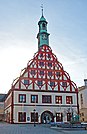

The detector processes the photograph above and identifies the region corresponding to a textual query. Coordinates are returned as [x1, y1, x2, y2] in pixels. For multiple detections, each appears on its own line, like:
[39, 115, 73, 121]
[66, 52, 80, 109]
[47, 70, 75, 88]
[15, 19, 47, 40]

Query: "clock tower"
[37, 7, 50, 49]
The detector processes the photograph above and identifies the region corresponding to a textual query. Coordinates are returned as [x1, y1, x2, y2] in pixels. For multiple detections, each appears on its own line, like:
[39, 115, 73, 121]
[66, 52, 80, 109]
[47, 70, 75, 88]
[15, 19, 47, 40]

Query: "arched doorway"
[41, 111, 54, 123]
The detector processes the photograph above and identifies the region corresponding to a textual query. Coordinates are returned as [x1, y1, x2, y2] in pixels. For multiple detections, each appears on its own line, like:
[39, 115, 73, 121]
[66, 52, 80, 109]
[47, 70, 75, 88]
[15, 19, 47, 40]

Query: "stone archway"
[41, 111, 54, 123]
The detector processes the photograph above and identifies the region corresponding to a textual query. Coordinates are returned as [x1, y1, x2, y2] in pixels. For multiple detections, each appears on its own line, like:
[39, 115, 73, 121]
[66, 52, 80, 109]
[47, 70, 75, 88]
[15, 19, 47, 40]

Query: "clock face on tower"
[42, 34, 47, 40]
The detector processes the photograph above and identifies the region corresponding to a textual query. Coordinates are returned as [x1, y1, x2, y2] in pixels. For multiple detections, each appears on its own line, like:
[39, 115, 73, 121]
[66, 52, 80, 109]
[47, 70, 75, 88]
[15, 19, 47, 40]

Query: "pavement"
[0, 123, 87, 134]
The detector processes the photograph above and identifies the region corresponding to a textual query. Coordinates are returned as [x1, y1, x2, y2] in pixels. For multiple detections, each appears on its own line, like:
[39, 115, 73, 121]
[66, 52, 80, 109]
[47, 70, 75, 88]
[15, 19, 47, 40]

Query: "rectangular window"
[19, 94, 26, 103]
[50, 81, 55, 87]
[62, 82, 67, 87]
[48, 54, 51, 59]
[24, 80, 29, 85]
[42, 95, 51, 103]
[38, 80, 43, 86]
[66, 96, 73, 104]
[56, 113, 63, 122]
[56, 72, 60, 77]
[31, 112, 38, 122]
[40, 70, 44, 75]
[48, 71, 52, 77]
[40, 53, 43, 58]
[80, 94, 83, 105]
[18, 112, 26, 122]
[55, 96, 62, 104]
[31, 70, 35, 75]
[31, 95, 38, 103]
[48, 62, 52, 67]
[39, 62, 44, 67]
[67, 113, 71, 121]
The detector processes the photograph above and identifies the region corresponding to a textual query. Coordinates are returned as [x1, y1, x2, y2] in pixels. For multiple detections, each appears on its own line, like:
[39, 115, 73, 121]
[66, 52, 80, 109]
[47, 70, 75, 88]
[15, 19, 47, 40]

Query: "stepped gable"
[12, 45, 77, 92]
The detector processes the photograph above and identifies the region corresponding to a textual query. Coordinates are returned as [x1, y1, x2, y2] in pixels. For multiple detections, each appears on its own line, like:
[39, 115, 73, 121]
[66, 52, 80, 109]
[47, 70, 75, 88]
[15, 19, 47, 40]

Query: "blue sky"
[0, 0, 87, 93]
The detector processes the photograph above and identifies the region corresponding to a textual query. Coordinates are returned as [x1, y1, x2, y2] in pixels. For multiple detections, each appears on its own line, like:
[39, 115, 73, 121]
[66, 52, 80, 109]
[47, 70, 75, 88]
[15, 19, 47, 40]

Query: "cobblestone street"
[0, 123, 87, 134]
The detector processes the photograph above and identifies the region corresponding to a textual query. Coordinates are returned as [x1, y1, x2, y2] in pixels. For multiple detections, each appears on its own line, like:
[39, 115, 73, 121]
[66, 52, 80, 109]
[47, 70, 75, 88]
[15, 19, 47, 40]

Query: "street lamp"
[33, 109, 36, 127]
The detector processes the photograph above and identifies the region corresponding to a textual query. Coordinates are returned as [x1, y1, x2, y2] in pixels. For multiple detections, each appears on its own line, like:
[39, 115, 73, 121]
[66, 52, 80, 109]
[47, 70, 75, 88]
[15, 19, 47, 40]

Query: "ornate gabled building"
[4, 10, 79, 124]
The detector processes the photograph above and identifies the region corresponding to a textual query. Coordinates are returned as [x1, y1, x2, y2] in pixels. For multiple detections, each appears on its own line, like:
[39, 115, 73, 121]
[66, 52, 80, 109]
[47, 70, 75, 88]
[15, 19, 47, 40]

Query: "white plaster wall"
[13, 90, 78, 123]
[14, 91, 77, 105]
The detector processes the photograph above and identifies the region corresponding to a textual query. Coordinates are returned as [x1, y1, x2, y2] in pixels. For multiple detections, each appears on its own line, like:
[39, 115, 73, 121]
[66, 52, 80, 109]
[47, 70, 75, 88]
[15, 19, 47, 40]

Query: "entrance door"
[41, 111, 53, 123]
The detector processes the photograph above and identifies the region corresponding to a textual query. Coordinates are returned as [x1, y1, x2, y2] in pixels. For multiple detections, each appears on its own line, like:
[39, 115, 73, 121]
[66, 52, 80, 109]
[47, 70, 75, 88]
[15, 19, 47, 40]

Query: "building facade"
[4, 11, 79, 124]
[0, 94, 6, 121]
[78, 79, 87, 122]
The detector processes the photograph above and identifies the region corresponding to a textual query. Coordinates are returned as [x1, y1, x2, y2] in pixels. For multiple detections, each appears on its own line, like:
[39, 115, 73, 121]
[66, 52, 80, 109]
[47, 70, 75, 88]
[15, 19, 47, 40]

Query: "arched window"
[42, 23, 46, 30]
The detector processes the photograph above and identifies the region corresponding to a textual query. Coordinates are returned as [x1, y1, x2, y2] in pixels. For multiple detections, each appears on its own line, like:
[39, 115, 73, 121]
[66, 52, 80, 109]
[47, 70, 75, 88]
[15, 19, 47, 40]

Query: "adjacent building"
[4, 11, 79, 124]
[78, 79, 87, 122]
[0, 94, 6, 121]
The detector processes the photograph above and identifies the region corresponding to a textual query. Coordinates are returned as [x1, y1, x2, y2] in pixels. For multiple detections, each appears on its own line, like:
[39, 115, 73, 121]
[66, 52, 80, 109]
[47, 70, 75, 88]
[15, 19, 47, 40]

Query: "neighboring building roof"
[78, 79, 87, 91]
[0, 94, 7, 102]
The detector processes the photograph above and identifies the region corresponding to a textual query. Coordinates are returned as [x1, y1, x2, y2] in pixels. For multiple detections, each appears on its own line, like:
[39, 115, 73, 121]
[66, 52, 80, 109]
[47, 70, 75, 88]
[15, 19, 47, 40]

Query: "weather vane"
[41, 4, 43, 16]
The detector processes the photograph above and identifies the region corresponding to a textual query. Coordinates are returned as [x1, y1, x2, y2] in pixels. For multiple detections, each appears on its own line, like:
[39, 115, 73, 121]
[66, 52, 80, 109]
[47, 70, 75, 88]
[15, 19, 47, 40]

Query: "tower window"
[42, 23, 46, 30]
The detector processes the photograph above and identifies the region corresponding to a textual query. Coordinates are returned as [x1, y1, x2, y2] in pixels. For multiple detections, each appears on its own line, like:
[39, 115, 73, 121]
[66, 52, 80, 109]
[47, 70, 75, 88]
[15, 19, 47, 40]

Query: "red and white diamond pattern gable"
[12, 45, 77, 92]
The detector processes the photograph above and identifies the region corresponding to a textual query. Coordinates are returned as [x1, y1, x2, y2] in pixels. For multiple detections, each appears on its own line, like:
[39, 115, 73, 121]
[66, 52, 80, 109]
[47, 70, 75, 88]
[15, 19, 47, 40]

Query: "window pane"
[56, 113, 63, 122]
[18, 112, 26, 122]
[62, 82, 67, 87]
[40, 70, 44, 75]
[48, 71, 52, 77]
[48, 62, 52, 67]
[48, 54, 51, 59]
[38, 80, 43, 86]
[56, 96, 62, 104]
[19, 94, 26, 103]
[40, 53, 43, 58]
[67, 113, 71, 121]
[31, 95, 38, 103]
[50, 81, 55, 87]
[39, 62, 44, 67]
[42, 95, 51, 103]
[31, 70, 35, 75]
[24, 80, 29, 85]
[66, 96, 72, 104]
[56, 72, 60, 77]
[31, 112, 38, 122]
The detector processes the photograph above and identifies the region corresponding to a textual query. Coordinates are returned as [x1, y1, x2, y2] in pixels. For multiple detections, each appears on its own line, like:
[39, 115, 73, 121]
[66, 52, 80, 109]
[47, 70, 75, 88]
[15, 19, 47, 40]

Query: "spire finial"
[41, 4, 43, 17]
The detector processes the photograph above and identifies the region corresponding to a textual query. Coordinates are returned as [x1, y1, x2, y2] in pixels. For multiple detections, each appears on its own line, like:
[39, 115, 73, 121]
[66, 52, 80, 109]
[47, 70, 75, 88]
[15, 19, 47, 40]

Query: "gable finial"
[41, 4, 43, 17]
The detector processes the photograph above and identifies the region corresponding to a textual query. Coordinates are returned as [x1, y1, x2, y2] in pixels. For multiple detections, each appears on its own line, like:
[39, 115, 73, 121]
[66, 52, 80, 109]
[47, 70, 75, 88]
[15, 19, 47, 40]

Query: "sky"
[0, 0, 87, 93]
